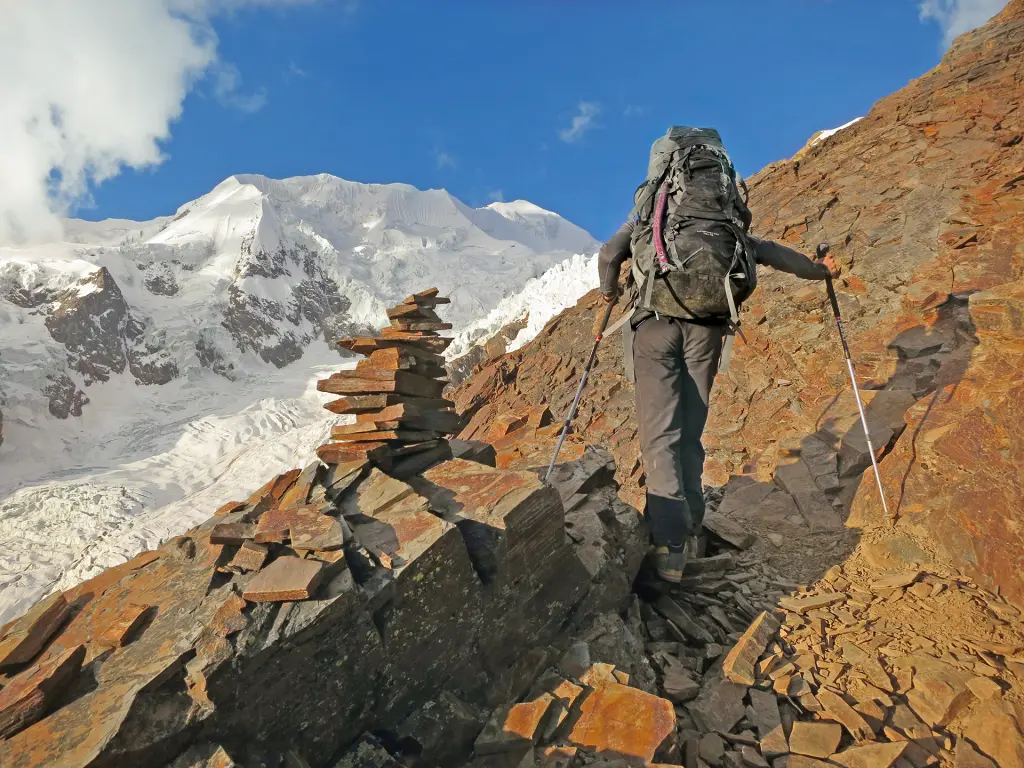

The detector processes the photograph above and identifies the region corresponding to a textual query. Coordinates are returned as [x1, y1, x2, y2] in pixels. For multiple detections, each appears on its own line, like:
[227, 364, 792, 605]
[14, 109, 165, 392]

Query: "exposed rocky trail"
[418, 424, 1024, 768]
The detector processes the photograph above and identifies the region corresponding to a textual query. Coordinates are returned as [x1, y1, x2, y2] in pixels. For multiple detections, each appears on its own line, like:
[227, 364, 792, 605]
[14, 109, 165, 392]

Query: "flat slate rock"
[655, 596, 715, 645]
[317, 441, 393, 469]
[688, 670, 747, 735]
[96, 603, 151, 649]
[242, 556, 324, 602]
[227, 541, 269, 573]
[318, 370, 447, 399]
[254, 504, 325, 544]
[830, 742, 909, 768]
[0, 644, 86, 739]
[815, 688, 874, 743]
[723, 611, 781, 686]
[568, 682, 676, 764]
[290, 514, 344, 552]
[869, 570, 923, 591]
[778, 593, 847, 614]
[748, 688, 787, 758]
[788, 721, 842, 759]
[841, 643, 893, 692]
[702, 512, 757, 550]
[0, 592, 70, 669]
[209, 522, 255, 546]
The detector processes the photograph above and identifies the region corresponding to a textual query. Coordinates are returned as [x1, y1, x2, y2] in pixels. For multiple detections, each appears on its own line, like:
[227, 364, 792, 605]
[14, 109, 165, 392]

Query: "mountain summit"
[0, 174, 597, 429]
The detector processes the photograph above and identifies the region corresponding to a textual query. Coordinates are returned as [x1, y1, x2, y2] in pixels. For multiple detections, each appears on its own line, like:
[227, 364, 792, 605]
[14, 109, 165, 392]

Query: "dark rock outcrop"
[141, 263, 179, 296]
[223, 244, 374, 369]
[44, 267, 134, 385]
[43, 267, 179, 387]
[42, 375, 89, 419]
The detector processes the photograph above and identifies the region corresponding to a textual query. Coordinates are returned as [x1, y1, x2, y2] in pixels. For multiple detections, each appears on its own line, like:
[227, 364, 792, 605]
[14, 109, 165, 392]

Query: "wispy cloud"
[558, 101, 602, 144]
[624, 105, 648, 118]
[919, 0, 1009, 46]
[212, 62, 267, 113]
[487, 189, 505, 203]
[433, 149, 457, 170]
[285, 60, 308, 81]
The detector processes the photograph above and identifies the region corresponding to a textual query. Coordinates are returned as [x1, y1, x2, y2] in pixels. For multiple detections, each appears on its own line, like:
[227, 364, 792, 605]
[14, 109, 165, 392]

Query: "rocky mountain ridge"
[452, 1, 1024, 603]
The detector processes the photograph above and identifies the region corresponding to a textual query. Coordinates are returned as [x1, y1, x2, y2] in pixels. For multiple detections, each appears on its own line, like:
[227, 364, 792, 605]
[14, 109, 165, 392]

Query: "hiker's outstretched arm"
[598, 221, 634, 299]
[751, 236, 833, 280]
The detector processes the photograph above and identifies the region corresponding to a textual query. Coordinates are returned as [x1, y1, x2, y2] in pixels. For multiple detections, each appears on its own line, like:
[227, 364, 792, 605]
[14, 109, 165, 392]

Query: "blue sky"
[79, 1, 979, 241]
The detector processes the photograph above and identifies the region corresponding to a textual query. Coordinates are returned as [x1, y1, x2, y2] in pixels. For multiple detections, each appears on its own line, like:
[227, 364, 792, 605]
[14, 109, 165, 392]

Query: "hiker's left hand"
[817, 254, 840, 278]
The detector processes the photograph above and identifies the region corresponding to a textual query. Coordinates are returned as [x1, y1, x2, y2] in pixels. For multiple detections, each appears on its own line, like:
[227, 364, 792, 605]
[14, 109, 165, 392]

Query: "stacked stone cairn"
[316, 288, 464, 477]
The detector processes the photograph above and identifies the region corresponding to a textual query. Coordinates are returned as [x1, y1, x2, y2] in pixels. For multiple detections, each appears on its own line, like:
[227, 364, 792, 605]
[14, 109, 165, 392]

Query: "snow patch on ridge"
[813, 117, 863, 145]
[447, 252, 599, 361]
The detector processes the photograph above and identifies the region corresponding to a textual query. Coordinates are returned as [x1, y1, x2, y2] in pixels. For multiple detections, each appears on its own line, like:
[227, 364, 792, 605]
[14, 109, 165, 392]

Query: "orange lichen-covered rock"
[95, 603, 151, 649]
[0, 593, 69, 670]
[503, 694, 555, 743]
[568, 682, 676, 763]
[0, 645, 86, 739]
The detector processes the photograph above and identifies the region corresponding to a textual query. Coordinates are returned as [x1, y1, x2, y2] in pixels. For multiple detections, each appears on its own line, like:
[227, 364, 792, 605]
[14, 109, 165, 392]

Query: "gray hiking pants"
[630, 316, 725, 547]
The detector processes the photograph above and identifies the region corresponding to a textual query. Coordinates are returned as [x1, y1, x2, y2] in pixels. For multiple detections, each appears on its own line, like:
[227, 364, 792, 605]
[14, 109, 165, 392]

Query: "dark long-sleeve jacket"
[597, 219, 830, 298]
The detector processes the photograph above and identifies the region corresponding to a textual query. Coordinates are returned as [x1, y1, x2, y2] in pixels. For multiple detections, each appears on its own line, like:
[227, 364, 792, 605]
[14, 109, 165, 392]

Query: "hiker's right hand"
[817, 253, 841, 278]
[593, 298, 616, 336]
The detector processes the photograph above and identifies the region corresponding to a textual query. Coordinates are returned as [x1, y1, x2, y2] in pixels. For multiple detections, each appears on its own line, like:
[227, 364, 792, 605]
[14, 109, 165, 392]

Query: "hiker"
[597, 126, 839, 583]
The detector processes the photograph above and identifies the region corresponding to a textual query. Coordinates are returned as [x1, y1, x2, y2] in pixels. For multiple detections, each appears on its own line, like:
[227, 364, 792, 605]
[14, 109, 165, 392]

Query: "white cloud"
[487, 190, 505, 203]
[434, 149, 457, 170]
[624, 105, 648, 117]
[0, 0, 319, 246]
[558, 101, 602, 144]
[919, 0, 1009, 45]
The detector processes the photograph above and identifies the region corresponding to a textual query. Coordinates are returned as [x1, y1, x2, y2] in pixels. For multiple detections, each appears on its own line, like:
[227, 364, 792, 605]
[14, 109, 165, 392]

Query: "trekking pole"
[817, 243, 892, 521]
[544, 298, 617, 484]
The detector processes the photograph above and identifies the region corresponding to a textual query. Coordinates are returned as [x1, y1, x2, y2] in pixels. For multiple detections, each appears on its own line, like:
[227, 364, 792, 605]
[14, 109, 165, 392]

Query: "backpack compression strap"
[718, 231, 751, 374]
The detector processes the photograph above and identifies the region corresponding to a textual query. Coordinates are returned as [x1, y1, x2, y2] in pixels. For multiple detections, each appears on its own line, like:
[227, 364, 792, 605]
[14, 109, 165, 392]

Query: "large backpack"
[629, 127, 757, 327]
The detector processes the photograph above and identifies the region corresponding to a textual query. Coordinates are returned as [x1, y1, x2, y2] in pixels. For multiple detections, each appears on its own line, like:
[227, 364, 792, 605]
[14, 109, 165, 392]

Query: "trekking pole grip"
[817, 243, 842, 319]
[595, 299, 616, 341]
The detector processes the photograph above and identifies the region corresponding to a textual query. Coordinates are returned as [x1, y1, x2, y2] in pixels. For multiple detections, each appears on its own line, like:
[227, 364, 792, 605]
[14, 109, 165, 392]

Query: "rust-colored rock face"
[452, 1, 1024, 602]
[0, 418, 644, 766]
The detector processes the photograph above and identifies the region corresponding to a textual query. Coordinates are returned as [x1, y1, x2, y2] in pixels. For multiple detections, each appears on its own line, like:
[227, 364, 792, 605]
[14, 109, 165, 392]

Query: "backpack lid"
[647, 126, 725, 178]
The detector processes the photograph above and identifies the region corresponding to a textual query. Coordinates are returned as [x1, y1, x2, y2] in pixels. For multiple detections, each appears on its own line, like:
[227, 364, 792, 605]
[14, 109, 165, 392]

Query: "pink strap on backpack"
[652, 183, 671, 274]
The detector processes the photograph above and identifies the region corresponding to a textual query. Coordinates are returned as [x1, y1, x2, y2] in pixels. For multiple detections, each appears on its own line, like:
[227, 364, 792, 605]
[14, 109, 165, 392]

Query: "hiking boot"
[653, 545, 687, 583]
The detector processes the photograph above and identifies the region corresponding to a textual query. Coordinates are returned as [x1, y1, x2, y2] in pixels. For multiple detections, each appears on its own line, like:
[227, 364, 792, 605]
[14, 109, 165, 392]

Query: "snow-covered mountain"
[0, 174, 596, 436]
[0, 174, 597, 623]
